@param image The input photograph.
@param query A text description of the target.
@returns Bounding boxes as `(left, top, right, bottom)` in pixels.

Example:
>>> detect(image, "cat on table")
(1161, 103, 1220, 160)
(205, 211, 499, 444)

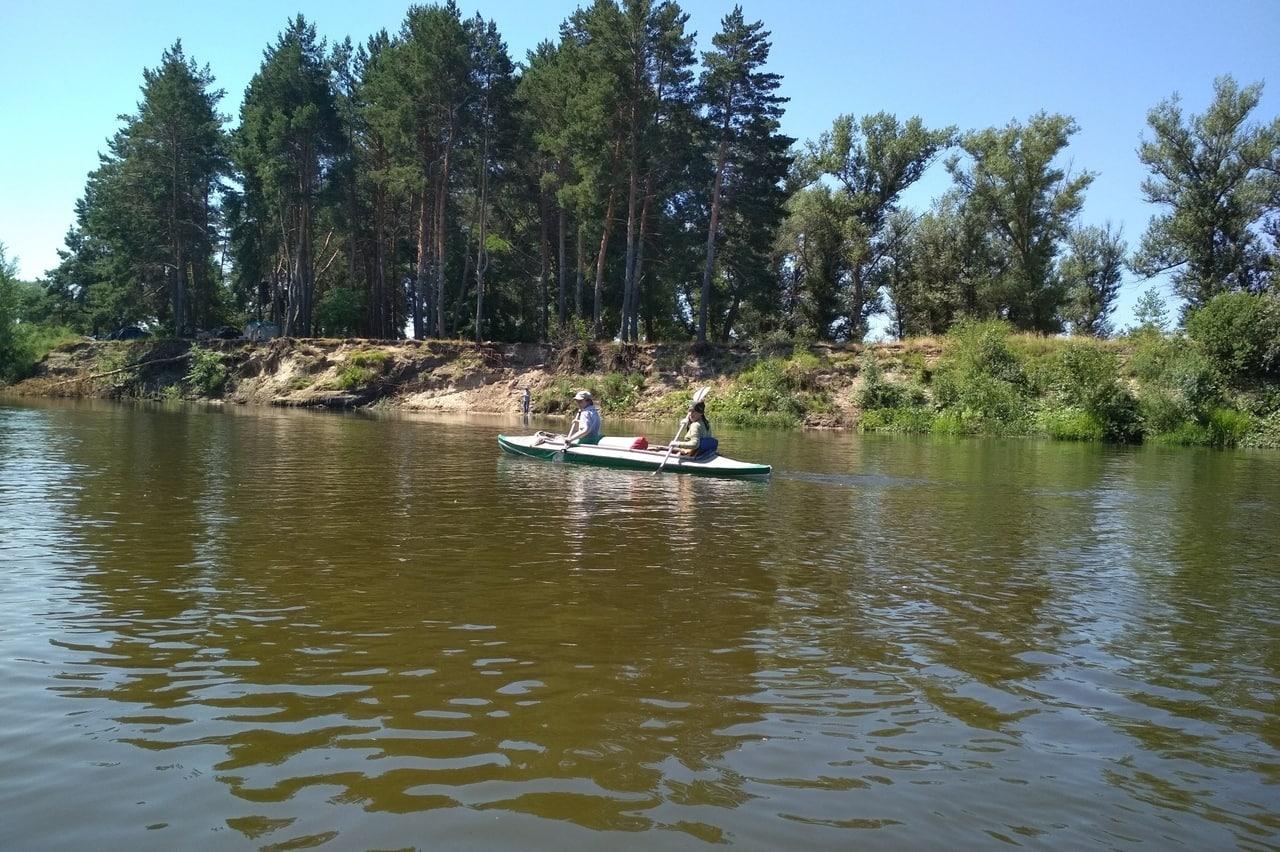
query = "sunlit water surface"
(1, 399, 1277, 850)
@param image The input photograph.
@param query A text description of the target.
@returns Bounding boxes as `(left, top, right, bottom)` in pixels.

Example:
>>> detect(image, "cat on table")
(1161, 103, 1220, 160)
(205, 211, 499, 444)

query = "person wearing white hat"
(565, 389, 603, 445)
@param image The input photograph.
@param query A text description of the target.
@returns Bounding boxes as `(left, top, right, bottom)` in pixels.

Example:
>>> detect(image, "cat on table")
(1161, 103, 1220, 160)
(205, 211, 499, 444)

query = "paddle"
(653, 386, 710, 475)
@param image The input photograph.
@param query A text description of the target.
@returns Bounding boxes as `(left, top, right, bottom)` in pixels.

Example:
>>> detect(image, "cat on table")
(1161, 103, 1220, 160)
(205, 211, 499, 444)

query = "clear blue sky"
(2, 0, 1277, 329)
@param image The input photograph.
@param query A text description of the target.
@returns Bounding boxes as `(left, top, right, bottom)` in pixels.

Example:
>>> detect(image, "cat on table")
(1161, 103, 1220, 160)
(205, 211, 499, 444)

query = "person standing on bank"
(565, 390, 603, 445)
(668, 400, 717, 456)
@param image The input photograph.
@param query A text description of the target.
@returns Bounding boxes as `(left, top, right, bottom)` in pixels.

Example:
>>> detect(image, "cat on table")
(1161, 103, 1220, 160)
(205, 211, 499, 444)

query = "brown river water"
(1, 399, 1278, 850)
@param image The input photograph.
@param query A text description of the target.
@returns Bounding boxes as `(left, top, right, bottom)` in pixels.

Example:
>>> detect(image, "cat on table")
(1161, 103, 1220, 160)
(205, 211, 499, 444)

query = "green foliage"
(1133, 76, 1280, 310)
(930, 411, 970, 436)
(1130, 287, 1170, 333)
(718, 354, 830, 426)
(595, 372, 644, 411)
(335, 365, 377, 390)
(1042, 344, 1139, 440)
(857, 353, 925, 411)
(1185, 292, 1280, 380)
(1036, 408, 1106, 442)
(332, 348, 388, 390)
(859, 405, 936, 434)
(347, 349, 388, 369)
(948, 113, 1094, 332)
(0, 245, 79, 382)
(1242, 412, 1280, 449)
(1059, 224, 1125, 337)
(315, 288, 364, 337)
(798, 112, 956, 340)
(234, 15, 340, 337)
(932, 320, 1029, 428)
(47, 42, 228, 336)
(1149, 408, 1255, 448)
(534, 376, 579, 414)
(184, 345, 229, 396)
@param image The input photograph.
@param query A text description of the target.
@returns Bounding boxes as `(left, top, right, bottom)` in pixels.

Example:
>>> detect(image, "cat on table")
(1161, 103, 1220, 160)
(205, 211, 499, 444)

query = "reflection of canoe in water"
(497, 434, 772, 478)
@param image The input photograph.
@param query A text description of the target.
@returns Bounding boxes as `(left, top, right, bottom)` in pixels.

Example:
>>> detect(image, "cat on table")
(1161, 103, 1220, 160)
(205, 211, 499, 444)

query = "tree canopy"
(22, 9, 1278, 347)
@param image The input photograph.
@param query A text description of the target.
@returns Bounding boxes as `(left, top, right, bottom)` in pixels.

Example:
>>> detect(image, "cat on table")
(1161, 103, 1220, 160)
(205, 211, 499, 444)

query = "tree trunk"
(473, 124, 491, 344)
(849, 266, 865, 343)
(539, 187, 550, 342)
(435, 136, 452, 339)
(414, 187, 430, 339)
(620, 164, 640, 342)
(373, 183, 387, 338)
(592, 183, 618, 338)
(699, 134, 729, 346)
(557, 200, 568, 328)
(592, 139, 623, 337)
(631, 175, 654, 342)
(454, 244, 472, 335)
(575, 224, 585, 319)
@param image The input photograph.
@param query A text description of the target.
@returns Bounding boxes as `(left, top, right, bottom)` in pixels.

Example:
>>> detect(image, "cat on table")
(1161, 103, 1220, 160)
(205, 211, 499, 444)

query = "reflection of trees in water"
(860, 440, 1083, 728)
(44, 408, 778, 842)
(1094, 445, 1280, 828)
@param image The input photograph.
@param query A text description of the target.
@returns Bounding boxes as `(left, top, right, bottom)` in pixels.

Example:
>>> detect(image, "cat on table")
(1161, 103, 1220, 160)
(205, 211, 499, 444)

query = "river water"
(1, 399, 1277, 850)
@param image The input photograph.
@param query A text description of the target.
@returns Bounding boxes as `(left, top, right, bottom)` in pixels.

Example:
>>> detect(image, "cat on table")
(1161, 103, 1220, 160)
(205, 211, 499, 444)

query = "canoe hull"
(497, 434, 771, 478)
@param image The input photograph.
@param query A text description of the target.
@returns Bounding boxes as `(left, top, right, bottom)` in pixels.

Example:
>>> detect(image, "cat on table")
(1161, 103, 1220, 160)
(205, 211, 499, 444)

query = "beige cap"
(573, 390, 593, 401)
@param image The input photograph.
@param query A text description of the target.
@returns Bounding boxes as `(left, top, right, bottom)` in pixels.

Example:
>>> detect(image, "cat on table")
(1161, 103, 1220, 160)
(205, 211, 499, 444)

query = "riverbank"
(2, 336, 880, 423)
(5, 323, 1278, 447)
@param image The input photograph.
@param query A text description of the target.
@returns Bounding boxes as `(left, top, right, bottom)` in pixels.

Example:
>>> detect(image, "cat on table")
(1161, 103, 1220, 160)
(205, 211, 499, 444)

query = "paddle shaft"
(652, 418, 689, 474)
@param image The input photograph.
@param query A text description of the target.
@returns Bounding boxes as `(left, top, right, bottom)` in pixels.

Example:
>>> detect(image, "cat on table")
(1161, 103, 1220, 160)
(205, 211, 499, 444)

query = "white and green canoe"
(497, 434, 772, 478)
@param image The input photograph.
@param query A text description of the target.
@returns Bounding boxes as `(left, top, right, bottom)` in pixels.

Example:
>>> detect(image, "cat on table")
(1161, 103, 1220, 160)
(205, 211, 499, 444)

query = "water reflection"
(0, 400, 1277, 849)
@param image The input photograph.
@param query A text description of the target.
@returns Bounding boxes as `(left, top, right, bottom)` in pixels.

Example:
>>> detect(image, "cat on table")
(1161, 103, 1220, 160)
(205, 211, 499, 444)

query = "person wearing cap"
(565, 389, 603, 445)
(667, 400, 716, 456)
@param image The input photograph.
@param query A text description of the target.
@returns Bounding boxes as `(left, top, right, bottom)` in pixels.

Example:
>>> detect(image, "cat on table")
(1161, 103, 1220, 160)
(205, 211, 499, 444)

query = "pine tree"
(696, 6, 787, 345)
(49, 42, 227, 336)
(235, 16, 341, 337)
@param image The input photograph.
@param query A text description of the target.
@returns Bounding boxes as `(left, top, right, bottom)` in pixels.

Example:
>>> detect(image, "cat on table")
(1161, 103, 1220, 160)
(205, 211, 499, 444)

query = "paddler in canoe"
(664, 400, 718, 457)
(535, 389, 603, 447)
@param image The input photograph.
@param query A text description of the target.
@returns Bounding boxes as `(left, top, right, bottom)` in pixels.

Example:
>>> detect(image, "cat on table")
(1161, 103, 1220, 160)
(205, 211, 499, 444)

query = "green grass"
(336, 364, 378, 390)
(330, 349, 390, 392)
(348, 349, 388, 369)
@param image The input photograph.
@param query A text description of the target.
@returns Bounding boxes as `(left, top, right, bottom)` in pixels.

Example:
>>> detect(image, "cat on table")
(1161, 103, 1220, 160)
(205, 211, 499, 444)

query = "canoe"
(497, 434, 772, 478)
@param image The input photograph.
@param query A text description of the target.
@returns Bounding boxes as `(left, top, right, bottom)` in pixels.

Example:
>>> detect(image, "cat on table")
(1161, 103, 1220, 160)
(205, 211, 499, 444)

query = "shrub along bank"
(857, 292, 1280, 448)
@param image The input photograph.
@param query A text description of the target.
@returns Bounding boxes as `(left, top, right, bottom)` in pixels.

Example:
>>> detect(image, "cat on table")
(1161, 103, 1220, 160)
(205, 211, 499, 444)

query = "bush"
(1043, 344, 1139, 441)
(1130, 333, 1221, 437)
(718, 354, 831, 427)
(1242, 412, 1280, 449)
(932, 320, 1030, 429)
(336, 364, 377, 390)
(857, 354, 922, 410)
(1185, 292, 1280, 380)
(596, 372, 644, 411)
(930, 411, 971, 436)
(0, 323, 78, 382)
(184, 345, 229, 396)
